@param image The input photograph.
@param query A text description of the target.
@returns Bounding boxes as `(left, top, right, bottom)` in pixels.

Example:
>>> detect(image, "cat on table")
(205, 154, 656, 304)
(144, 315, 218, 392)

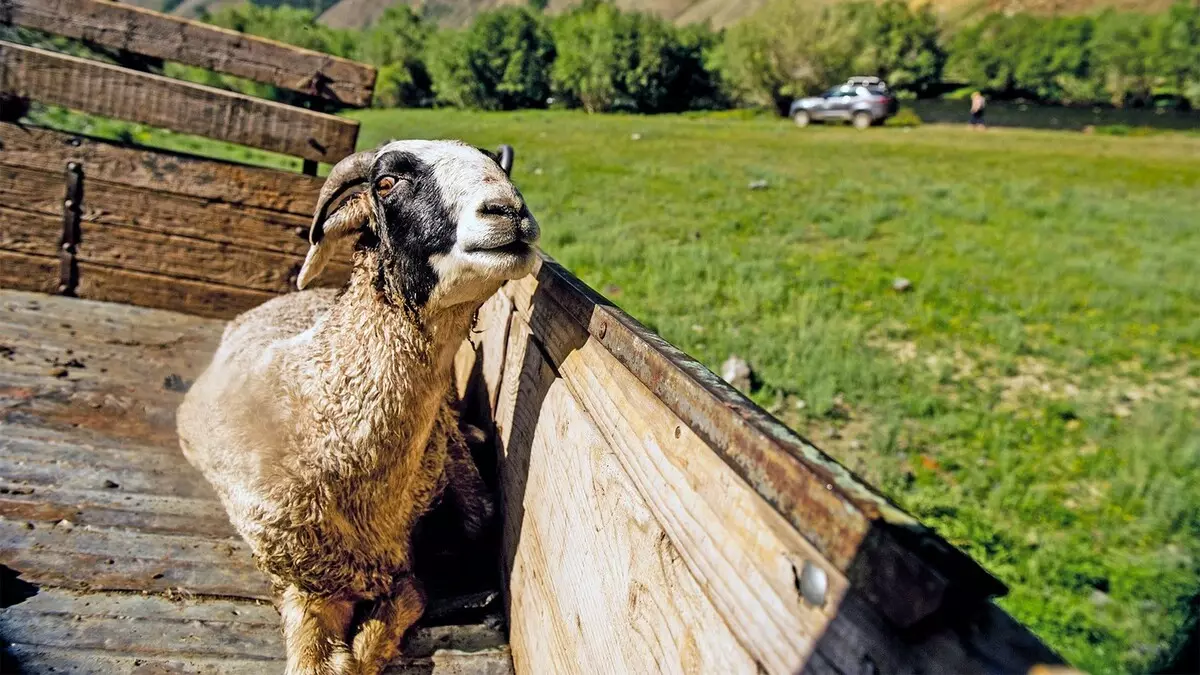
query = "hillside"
(317, 0, 770, 29)
(149, 0, 1181, 29)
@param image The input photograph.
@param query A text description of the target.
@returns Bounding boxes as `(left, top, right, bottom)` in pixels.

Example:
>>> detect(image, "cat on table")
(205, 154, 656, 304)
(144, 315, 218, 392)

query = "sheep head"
(297, 140, 540, 310)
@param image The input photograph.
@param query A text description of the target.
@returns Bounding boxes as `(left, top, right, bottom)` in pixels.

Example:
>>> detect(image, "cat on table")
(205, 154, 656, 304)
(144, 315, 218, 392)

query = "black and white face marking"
(364, 140, 539, 310)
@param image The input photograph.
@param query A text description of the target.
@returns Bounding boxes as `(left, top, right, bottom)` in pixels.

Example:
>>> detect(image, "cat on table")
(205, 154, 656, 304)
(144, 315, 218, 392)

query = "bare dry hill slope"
(160, 0, 1180, 29)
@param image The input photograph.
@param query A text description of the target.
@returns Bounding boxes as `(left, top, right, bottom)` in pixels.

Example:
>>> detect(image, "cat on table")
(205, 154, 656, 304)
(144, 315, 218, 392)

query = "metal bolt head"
(800, 560, 828, 607)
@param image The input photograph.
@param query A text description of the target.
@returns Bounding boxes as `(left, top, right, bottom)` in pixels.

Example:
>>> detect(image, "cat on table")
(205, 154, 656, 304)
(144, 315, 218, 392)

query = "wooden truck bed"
(0, 289, 511, 674)
(0, 2, 1069, 672)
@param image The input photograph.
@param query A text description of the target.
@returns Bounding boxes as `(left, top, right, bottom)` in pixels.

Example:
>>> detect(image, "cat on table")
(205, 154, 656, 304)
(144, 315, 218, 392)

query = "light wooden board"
(490, 316, 759, 674)
(0, 41, 359, 162)
(5, 0, 377, 107)
(0, 122, 323, 215)
(502, 257, 1008, 630)
(468, 259, 1065, 673)
(500, 297, 850, 673)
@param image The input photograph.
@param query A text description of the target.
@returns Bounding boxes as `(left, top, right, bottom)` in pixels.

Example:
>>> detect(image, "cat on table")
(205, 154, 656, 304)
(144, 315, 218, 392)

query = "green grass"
(350, 110, 1200, 674)
(33, 106, 1199, 672)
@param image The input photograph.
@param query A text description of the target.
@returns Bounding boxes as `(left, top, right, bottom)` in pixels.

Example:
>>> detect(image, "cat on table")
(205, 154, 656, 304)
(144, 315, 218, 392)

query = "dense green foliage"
(426, 6, 555, 110)
(186, 0, 1198, 113)
(947, 5, 1200, 106)
(549, 1, 720, 112)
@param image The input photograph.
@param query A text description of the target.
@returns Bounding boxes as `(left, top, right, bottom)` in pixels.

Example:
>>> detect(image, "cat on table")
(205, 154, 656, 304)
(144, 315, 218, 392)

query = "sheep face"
(297, 140, 540, 310)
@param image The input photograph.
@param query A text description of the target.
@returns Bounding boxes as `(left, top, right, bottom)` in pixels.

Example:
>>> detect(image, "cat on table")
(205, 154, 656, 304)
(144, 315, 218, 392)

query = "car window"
(855, 87, 871, 97)
(823, 87, 841, 98)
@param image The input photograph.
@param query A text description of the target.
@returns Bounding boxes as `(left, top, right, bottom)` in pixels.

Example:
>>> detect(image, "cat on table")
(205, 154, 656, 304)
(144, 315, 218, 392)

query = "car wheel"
(793, 110, 811, 128)
(852, 111, 872, 130)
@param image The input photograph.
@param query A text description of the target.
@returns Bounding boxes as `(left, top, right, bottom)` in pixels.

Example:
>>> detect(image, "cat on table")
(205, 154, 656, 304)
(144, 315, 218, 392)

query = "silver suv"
(790, 78, 898, 129)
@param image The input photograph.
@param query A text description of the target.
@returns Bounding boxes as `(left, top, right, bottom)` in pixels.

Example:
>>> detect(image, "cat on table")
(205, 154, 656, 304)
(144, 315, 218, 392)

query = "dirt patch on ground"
(868, 333, 1199, 417)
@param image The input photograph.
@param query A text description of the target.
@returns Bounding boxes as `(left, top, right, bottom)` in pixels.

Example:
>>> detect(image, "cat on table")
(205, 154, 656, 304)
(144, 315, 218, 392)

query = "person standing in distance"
(969, 91, 987, 130)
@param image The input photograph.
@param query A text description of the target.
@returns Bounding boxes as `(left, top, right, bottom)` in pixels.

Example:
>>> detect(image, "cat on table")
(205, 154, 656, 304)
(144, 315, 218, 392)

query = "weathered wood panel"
(491, 312, 758, 674)
(0, 122, 322, 215)
(0, 162, 314, 256)
(502, 256, 1006, 630)
(0, 41, 359, 162)
(0, 202, 349, 293)
(499, 292, 849, 673)
(0, 249, 271, 318)
(474, 255, 1064, 674)
(3, 0, 377, 107)
(0, 589, 511, 674)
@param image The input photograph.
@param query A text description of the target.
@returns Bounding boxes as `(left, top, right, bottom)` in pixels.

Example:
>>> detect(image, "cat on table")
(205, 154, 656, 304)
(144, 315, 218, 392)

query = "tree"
(355, 6, 433, 107)
(1092, 10, 1158, 106)
(426, 7, 555, 110)
(720, 0, 860, 114)
(550, 2, 719, 113)
(851, 0, 945, 94)
(1153, 0, 1200, 107)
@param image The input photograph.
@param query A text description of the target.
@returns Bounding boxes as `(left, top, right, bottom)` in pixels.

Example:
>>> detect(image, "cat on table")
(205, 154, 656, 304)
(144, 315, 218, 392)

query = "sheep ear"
(496, 144, 514, 175)
(478, 145, 515, 176)
(297, 192, 371, 290)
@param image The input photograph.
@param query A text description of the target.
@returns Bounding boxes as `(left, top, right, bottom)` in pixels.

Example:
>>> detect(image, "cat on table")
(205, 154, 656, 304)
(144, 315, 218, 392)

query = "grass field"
(38, 106, 1199, 672)
(352, 111, 1199, 674)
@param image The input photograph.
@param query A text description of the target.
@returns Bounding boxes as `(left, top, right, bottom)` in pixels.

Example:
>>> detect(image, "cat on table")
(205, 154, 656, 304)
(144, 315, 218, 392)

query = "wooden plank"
(0, 41, 360, 162)
(502, 256, 1008, 630)
(3, 0, 377, 107)
(0, 162, 314, 256)
(0, 249, 271, 318)
(0, 589, 511, 674)
(0, 201, 349, 293)
(497, 304, 849, 673)
(490, 319, 759, 674)
(0, 122, 323, 215)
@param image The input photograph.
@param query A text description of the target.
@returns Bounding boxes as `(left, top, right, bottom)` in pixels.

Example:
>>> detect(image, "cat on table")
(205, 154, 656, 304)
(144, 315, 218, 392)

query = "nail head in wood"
(800, 560, 828, 607)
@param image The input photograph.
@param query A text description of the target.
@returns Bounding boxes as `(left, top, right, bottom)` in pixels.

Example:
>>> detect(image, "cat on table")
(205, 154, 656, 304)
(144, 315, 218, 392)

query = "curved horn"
(497, 144, 514, 176)
(296, 150, 376, 290)
(309, 150, 375, 245)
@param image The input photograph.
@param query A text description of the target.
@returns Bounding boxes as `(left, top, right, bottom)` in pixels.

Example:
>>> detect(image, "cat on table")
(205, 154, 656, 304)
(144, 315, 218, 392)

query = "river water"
(909, 99, 1200, 132)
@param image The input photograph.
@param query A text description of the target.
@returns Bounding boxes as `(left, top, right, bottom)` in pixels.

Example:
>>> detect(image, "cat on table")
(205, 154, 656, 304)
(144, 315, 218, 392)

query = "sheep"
(177, 140, 539, 675)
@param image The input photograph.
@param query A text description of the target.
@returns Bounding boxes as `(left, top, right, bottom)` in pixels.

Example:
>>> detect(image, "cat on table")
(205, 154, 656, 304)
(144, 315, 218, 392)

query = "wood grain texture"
(0, 249, 271, 318)
(0, 122, 323, 215)
(0, 162, 314, 256)
(503, 256, 1007, 630)
(0, 197, 349, 293)
(491, 317, 758, 675)
(501, 291, 849, 673)
(0, 41, 360, 162)
(477, 259, 1063, 673)
(3, 0, 377, 107)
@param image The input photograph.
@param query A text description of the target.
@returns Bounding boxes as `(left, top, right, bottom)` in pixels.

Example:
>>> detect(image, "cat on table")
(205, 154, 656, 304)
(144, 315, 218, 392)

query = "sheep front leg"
(279, 586, 358, 675)
(445, 424, 494, 538)
(352, 576, 426, 675)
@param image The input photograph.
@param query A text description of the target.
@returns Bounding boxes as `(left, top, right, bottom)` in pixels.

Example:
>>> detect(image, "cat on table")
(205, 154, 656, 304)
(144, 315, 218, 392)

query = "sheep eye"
(375, 176, 398, 197)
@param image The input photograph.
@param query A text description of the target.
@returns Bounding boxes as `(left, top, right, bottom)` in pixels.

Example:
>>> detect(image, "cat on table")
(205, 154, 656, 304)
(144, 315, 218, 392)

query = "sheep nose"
(477, 199, 526, 225)
(478, 199, 538, 242)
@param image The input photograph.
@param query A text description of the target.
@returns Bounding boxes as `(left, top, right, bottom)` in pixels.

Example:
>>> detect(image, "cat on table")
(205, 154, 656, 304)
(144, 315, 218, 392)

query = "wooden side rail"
(0, 122, 348, 318)
(2, 0, 376, 107)
(454, 253, 1065, 674)
(0, 41, 360, 163)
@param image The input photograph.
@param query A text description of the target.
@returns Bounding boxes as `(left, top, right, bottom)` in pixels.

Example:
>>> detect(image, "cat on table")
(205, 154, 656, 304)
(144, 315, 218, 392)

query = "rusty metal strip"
(57, 161, 82, 296)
